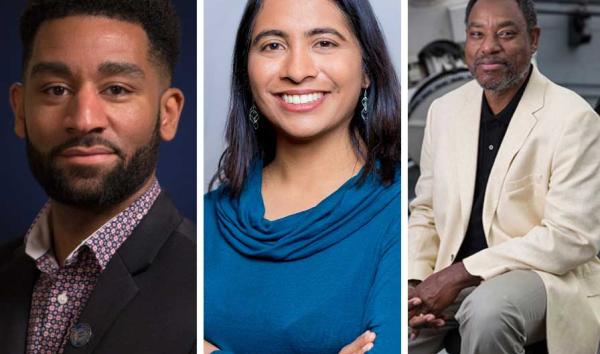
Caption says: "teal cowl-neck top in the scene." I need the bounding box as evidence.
[205,162,400,353]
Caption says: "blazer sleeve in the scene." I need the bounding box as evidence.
[363,221,400,353]
[464,109,600,279]
[408,100,441,281]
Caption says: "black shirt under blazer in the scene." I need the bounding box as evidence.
[456,69,532,262]
[0,192,196,354]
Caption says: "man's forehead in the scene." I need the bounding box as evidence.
[26,15,153,78]
[468,0,526,26]
[32,15,148,43]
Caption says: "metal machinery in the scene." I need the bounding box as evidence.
[408,0,600,201]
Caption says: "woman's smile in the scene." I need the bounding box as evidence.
[275,90,327,113]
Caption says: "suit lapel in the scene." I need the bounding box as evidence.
[456,83,483,238]
[62,193,183,354]
[482,67,546,239]
[62,255,139,354]
[0,244,38,353]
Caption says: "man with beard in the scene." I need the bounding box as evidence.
[0,1,195,353]
[408,0,600,353]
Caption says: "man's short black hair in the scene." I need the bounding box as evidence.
[20,0,181,80]
[465,0,537,31]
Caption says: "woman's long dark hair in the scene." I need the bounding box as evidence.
[210,0,401,195]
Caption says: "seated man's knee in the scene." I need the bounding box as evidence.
[455,281,526,343]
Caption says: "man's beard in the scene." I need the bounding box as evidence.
[470,56,529,93]
[26,121,160,210]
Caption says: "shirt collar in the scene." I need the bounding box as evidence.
[24,203,53,261]
[24,179,162,270]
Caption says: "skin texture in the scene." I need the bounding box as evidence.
[10,16,184,265]
[409,0,540,337]
[464,0,539,113]
[248,0,370,222]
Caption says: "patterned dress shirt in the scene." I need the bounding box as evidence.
[24,181,161,354]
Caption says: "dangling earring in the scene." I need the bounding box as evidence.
[249,104,259,130]
[361,89,369,121]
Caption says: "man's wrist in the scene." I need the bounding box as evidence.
[408,279,422,288]
[453,262,482,288]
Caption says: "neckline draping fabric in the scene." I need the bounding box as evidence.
[215,161,398,261]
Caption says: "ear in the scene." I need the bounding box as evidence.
[10,83,26,139]
[362,71,371,89]
[158,88,185,142]
[530,26,541,52]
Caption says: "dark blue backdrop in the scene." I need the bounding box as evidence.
[0,1,197,241]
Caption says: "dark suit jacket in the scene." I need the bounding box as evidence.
[0,192,196,354]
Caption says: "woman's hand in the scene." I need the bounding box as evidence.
[204,340,219,353]
[204,331,376,354]
[339,330,376,354]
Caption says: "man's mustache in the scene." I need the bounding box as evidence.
[49,135,124,160]
[474,56,509,66]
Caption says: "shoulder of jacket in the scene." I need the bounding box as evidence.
[0,236,26,268]
[433,79,480,108]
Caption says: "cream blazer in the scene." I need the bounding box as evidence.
[409,66,600,354]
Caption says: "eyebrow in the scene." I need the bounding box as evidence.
[307,27,347,41]
[253,29,287,45]
[30,62,73,79]
[98,61,146,79]
[252,27,347,45]
[29,61,145,80]
[468,20,519,29]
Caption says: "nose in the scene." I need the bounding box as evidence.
[65,84,108,134]
[480,34,501,55]
[281,47,318,83]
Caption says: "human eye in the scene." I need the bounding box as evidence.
[469,30,483,39]
[314,39,338,49]
[260,41,285,52]
[42,84,71,96]
[102,84,133,97]
[498,30,516,39]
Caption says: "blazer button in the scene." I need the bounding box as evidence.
[451,254,455,261]
[70,323,92,348]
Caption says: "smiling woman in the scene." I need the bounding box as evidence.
[204,0,401,353]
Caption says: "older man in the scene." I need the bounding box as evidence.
[408,0,600,353]
[0,1,195,353]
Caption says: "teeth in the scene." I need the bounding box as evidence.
[282,93,323,104]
